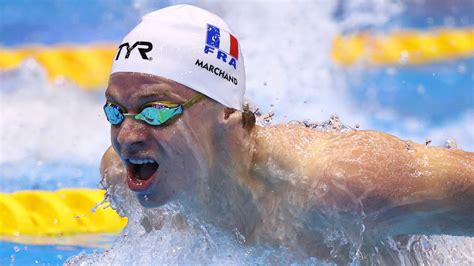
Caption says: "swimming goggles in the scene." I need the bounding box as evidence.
[104,94,203,126]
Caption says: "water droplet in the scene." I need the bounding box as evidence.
[405,142,414,152]
[445,139,457,149]
[259,111,275,125]
[233,228,246,244]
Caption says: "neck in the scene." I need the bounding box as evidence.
[190,111,262,239]
[199,122,307,245]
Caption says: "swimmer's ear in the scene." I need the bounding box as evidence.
[242,109,256,132]
[222,106,255,132]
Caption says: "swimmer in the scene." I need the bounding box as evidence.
[100,5,474,262]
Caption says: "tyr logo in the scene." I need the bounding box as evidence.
[115,41,153,60]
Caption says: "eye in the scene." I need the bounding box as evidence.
[142,101,180,110]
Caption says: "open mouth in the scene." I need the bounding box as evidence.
[126,159,159,191]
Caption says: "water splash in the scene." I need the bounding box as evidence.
[0,58,109,165]
[445,138,458,149]
[289,114,355,133]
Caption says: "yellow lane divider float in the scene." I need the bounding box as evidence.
[0,44,116,89]
[0,28,472,89]
[332,27,474,66]
[0,189,127,236]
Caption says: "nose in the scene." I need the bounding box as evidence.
[115,118,149,152]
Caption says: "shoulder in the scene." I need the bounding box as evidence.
[251,125,419,183]
[252,124,473,175]
[100,146,122,177]
[252,125,409,156]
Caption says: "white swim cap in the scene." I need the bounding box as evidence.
[111,5,245,110]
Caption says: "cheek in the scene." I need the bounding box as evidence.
[150,128,187,153]
[153,131,195,171]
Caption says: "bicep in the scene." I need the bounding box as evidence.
[377,146,474,237]
[315,131,474,238]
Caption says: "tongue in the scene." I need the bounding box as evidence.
[135,163,159,180]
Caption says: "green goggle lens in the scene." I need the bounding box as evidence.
[133,104,183,126]
[103,103,183,126]
[103,94,203,126]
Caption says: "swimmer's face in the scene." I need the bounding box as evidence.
[105,72,217,207]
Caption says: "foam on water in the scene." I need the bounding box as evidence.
[0,59,109,165]
[0,59,109,191]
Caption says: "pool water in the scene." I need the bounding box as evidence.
[1,241,93,265]
[0,0,473,264]
[1,235,116,265]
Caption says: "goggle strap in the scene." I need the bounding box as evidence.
[183,94,204,109]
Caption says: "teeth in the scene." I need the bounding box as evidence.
[129,159,155,164]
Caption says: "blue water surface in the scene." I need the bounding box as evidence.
[0,241,98,265]
[0,0,170,46]
[0,160,100,192]
[349,57,474,127]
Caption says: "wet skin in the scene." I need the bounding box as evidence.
[104,72,224,206]
[102,72,474,260]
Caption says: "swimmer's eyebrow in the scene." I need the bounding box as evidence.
[105,92,118,102]
[105,86,186,103]
[134,86,186,103]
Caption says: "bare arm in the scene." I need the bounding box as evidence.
[253,125,474,238]
[336,130,474,238]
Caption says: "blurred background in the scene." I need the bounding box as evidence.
[0,0,473,264]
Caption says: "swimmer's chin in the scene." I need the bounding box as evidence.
[135,191,171,208]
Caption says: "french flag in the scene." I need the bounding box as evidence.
[206,24,239,60]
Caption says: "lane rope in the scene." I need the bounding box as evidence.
[0,44,116,89]
[0,28,472,88]
[0,189,127,236]
[332,27,474,66]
